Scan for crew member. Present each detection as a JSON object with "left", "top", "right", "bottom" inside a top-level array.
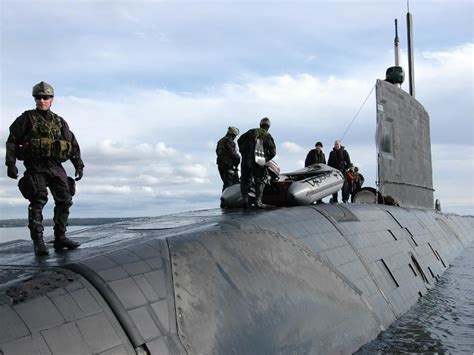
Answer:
[
  {"left": 5, "top": 81, "right": 84, "bottom": 256},
  {"left": 216, "top": 126, "right": 241, "bottom": 192},
  {"left": 305, "top": 141, "right": 326, "bottom": 167},
  {"left": 238, "top": 117, "right": 276, "bottom": 208},
  {"left": 349, "top": 165, "right": 365, "bottom": 202},
  {"left": 328, "top": 139, "right": 351, "bottom": 203}
]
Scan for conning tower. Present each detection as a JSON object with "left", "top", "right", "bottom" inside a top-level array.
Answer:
[{"left": 377, "top": 11, "right": 434, "bottom": 209}]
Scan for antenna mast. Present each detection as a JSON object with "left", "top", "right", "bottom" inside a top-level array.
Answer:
[
  {"left": 406, "top": 1, "right": 415, "bottom": 97},
  {"left": 394, "top": 19, "right": 400, "bottom": 66}
]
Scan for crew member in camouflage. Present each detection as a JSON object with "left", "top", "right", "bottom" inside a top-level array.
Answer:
[
  {"left": 216, "top": 126, "right": 241, "bottom": 193},
  {"left": 5, "top": 81, "right": 84, "bottom": 256},
  {"left": 237, "top": 117, "right": 276, "bottom": 209}
]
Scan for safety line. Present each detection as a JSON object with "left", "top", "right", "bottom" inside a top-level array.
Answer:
[{"left": 340, "top": 84, "right": 376, "bottom": 140}]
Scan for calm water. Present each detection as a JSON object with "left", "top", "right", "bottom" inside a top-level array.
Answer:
[{"left": 359, "top": 242, "right": 474, "bottom": 353}]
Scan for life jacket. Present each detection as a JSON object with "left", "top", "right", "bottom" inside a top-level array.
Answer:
[{"left": 22, "top": 111, "right": 72, "bottom": 162}]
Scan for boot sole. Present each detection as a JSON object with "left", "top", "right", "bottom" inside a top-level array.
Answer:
[
  {"left": 34, "top": 251, "right": 49, "bottom": 256},
  {"left": 54, "top": 244, "right": 80, "bottom": 251},
  {"left": 54, "top": 246, "right": 80, "bottom": 251}
]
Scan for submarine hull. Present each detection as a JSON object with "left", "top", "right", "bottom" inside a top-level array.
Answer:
[{"left": 1, "top": 205, "right": 473, "bottom": 354}]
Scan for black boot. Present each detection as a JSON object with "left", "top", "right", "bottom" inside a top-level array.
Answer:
[
  {"left": 54, "top": 234, "right": 80, "bottom": 251},
  {"left": 33, "top": 234, "right": 49, "bottom": 256},
  {"left": 255, "top": 183, "right": 268, "bottom": 209},
  {"left": 255, "top": 200, "right": 268, "bottom": 209},
  {"left": 29, "top": 205, "right": 48, "bottom": 255},
  {"left": 242, "top": 195, "right": 249, "bottom": 209}
]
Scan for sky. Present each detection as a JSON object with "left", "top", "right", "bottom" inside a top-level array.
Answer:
[{"left": 0, "top": 0, "right": 473, "bottom": 219}]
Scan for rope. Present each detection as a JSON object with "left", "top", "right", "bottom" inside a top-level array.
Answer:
[{"left": 339, "top": 84, "right": 375, "bottom": 141}]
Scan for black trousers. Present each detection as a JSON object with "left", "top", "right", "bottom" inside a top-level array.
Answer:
[
  {"left": 20, "top": 168, "right": 73, "bottom": 238},
  {"left": 240, "top": 157, "right": 266, "bottom": 197},
  {"left": 218, "top": 165, "right": 239, "bottom": 191},
  {"left": 332, "top": 177, "right": 349, "bottom": 203}
]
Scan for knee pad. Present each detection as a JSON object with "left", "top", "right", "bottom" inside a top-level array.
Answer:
[{"left": 18, "top": 175, "right": 38, "bottom": 200}]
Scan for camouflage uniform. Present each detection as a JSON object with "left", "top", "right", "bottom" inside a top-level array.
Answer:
[
  {"left": 216, "top": 127, "right": 241, "bottom": 191},
  {"left": 5, "top": 82, "right": 84, "bottom": 255},
  {"left": 238, "top": 118, "right": 276, "bottom": 208},
  {"left": 350, "top": 168, "right": 365, "bottom": 202}
]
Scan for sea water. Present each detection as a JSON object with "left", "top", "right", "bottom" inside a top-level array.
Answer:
[{"left": 358, "top": 242, "right": 474, "bottom": 353}]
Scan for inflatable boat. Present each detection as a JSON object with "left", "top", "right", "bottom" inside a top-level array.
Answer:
[{"left": 221, "top": 163, "right": 344, "bottom": 207}]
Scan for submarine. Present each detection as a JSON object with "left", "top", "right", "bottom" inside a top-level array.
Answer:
[{"left": 1, "top": 13, "right": 473, "bottom": 355}]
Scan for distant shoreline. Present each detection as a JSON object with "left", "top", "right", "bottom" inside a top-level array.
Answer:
[{"left": 0, "top": 217, "right": 136, "bottom": 228}]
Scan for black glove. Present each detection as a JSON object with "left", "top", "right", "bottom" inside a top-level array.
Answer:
[
  {"left": 75, "top": 168, "right": 83, "bottom": 181},
  {"left": 7, "top": 164, "right": 18, "bottom": 179}
]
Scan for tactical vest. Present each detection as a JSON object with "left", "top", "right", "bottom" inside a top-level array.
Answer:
[
  {"left": 216, "top": 136, "right": 235, "bottom": 166},
  {"left": 27, "top": 112, "right": 72, "bottom": 162},
  {"left": 216, "top": 138, "right": 227, "bottom": 158}
]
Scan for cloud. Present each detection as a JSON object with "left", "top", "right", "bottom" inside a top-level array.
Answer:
[
  {"left": 281, "top": 141, "right": 305, "bottom": 154},
  {"left": 0, "top": 196, "right": 26, "bottom": 207},
  {"left": 89, "top": 140, "right": 178, "bottom": 162},
  {"left": 416, "top": 44, "right": 474, "bottom": 100},
  {"left": 1, "top": 0, "right": 473, "bottom": 220},
  {"left": 50, "top": 72, "right": 377, "bottom": 153},
  {"left": 80, "top": 185, "right": 132, "bottom": 195},
  {"left": 174, "top": 164, "right": 208, "bottom": 179},
  {"left": 138, "top": 175, "right": 162, "bottom": 186},
  {"left": 44, "top": 41, "right": 471, "bottom": 160}
]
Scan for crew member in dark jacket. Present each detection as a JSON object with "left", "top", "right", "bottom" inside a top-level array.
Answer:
[
  {"left": 304, "top": 141, "right": 326, "bottom": 167},
  {"left": 237, "top": 117, "right": 276, "bottom": 208},
  {"left": 327, "top": 139, "right": 351, "bottom": 203},
  {"left": 216, "top": 126, "right": 240, "bottom": 191},
  {"left": 5, "top": 81, "right": 84, "bottom": 256}
]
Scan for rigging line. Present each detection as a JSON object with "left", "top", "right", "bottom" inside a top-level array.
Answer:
[{"left": 340, "top": 84, "right": 375, "bottom": 141}]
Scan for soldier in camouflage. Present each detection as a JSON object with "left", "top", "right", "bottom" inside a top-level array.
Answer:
[
  {"left": 238, "top": 117, "right": 276, "bottom": 209},
  {"left": 216, "top": 126, "right": 241, "bottom": 192},
  {"left": 5, "top": 82, "right": 84, "bottom": 256}
]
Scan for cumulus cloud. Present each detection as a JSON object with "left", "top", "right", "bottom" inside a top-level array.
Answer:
[
  {"left": 1, "top": 1, "right": 473, "bottom": 218},
  {"left": 88, "top": 140, "right": 178, "bottom": 162},
  {"left": 418, "top": 44, "right": 473, "bottom": 84},
  {"left": 80, "top": 185, "right": 132, "bottom": 195},
  {"left": 174, "top": 164, "right": 208, "bottom": 179},
  {"left": 281, "top": 141, "right": 305, "bottom": 154},
  {"left": 0, "top": 196, "right": 26, "bottom": 207},
  {"left": 49, "top": 72, "right": 377, "bottom": 155}
]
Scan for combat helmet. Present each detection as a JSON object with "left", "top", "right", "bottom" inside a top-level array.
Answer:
[
  {"left": 227, "top": 126, "right": 240, "bottom": 136},
  {"left": 260, "top": 117, "right": 271, "bottom": 128},
  {"left": 32, "top": 81, "right": 54, "bottom": 97}
]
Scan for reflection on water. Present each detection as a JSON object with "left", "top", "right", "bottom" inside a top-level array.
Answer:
[{"left": 358, "top": 243, "right": 474, "bottom": 353}]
